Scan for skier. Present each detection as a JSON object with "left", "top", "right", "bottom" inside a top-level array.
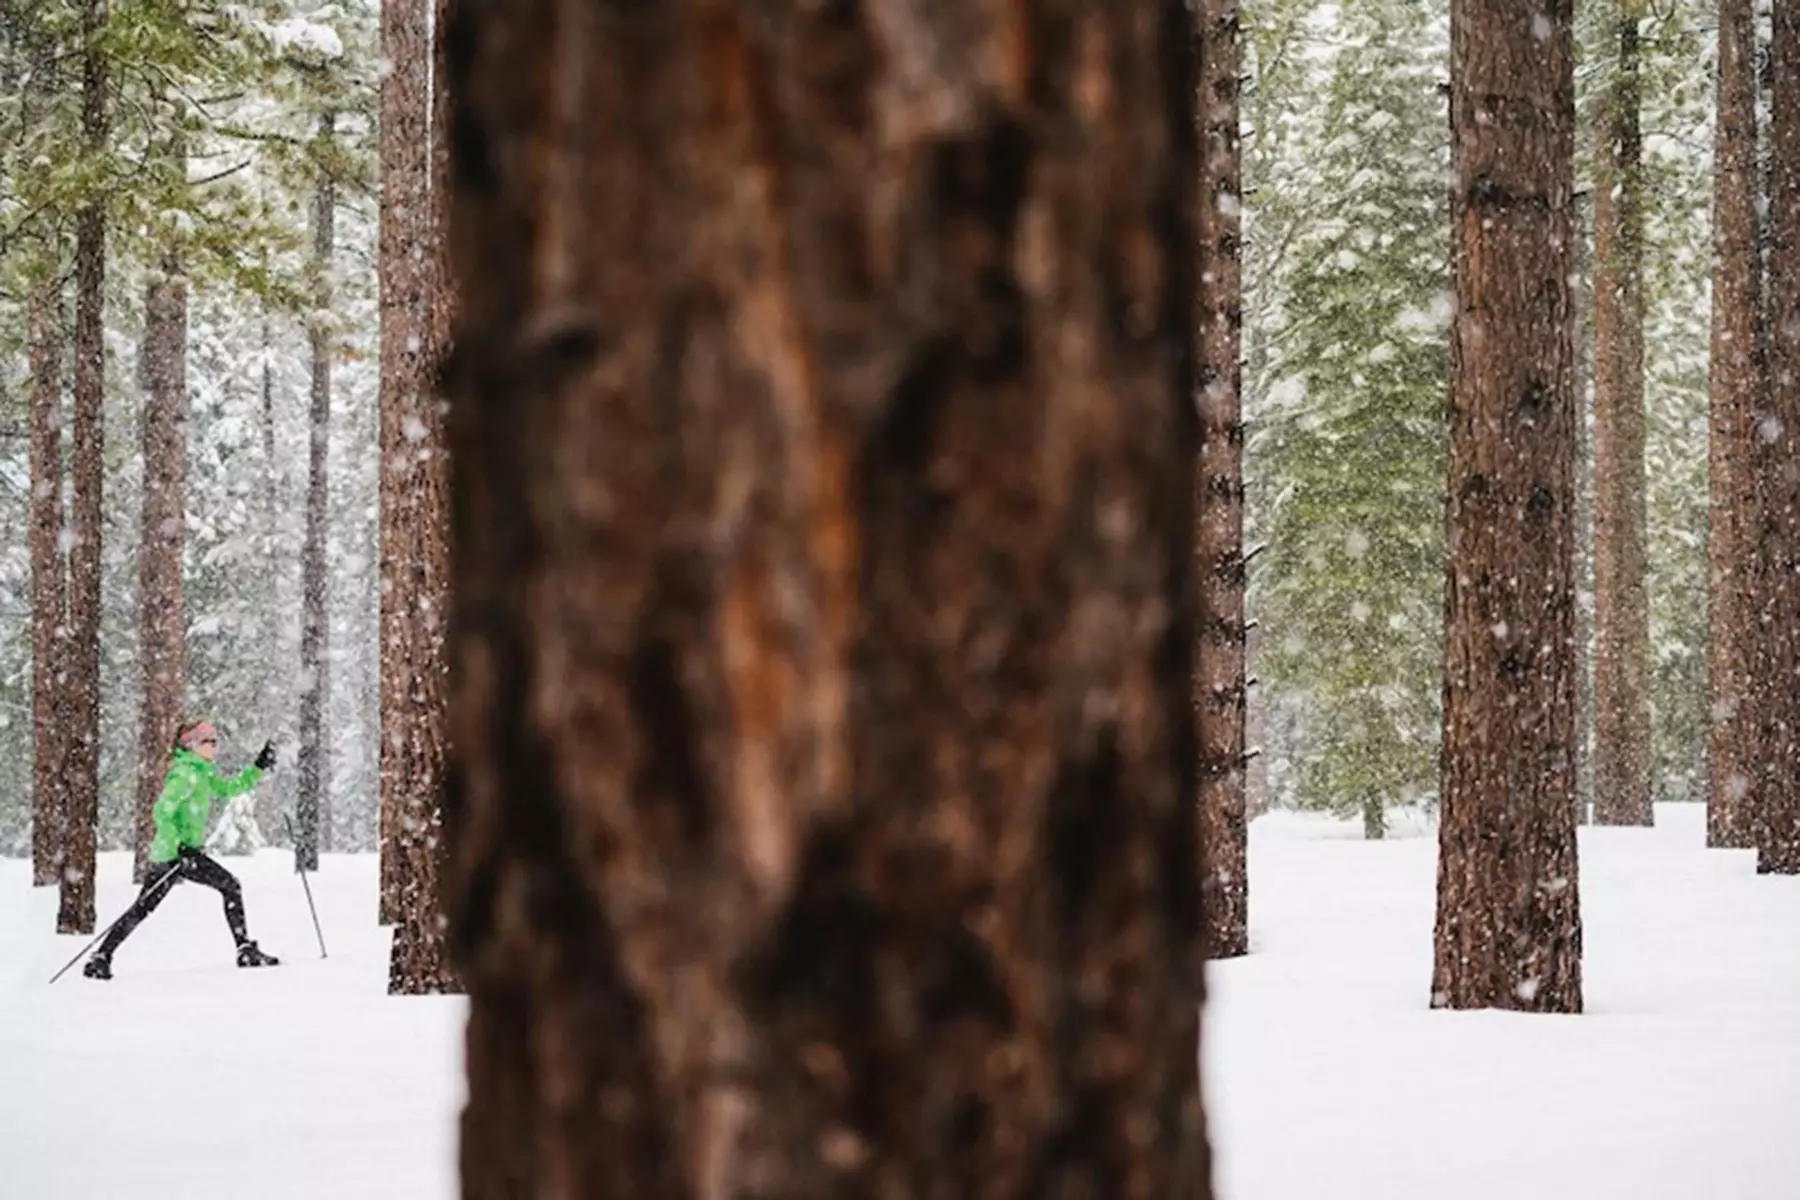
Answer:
[{"left": 83, "top": 720, "right": 281, "bottom": 980}]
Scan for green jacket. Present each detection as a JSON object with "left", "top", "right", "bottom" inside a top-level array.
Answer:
[{"left": 149, "top": 749, "right": 265, "bottom": 863}]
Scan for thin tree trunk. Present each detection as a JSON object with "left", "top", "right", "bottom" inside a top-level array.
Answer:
[
  {"left": 1708, "top": 0, "right": 1763, "bottom": 850},
  {"left": 59, "top": 0, "right": 108, "bottom": 937},
  {"left": 378, "top": 0, "right": 433, "bottom": 928},
  {"left": 296, "top": 113, "right": 337, "bottom": 873},
  {"left": 1591, "top": 2, "right": 1651, "bottom": 827},
  {"left": 1194, "top": 0, "right": 1249, "bottom": 960},
  {"left": 28, "top": 273, "right": 67, "bottom": 889},
  {"left": 1572, "top": 189, "right": 1593, "bottom": 828},
  {"left": 1758, "top": 0, "right": 1800, "bottom": 874},
  {"left": 443, "top": 3, "right": 1211, "bottom": 1195},
  {"left": 135, "top": 238, "right": 188, "bottom": 881},
  {"left": 258, "top": 311, "right": 283, "bottom": 842},
  {"left": 1432, "top": 0, "right": 1583, "bottom": 1013},
  {"left": 389, "top": 0, "right": 458, "bottom": 995}
]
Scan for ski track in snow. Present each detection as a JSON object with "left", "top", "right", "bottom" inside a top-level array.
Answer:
[{"left": 3, "top": 803, "right": 1799, "bottom": 1198}]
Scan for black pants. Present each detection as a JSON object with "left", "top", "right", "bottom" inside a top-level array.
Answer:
[{"left": 95, "top": 849, "right": 250, "bottom": 960}]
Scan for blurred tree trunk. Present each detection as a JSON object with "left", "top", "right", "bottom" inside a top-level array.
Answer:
[
  {"left": 28, "top": 272, "right": 67, "bottom": 889},
  {"left": 60, "top": 0, "right": 108, "bottom": 937},
  {"left": 135, "top": 122, "right": 189, "bottom": 879},
  {"left": 1432, "top": 0, "right": 1583, "bottom": 1012},
  {"left": 1707, "top": 0, "right": 1762, "bottom": 850},
  {"left": 1194, "top": 0, "right": 1249, "bottom": 960},
  {"left": 389, "top": 0, "right": 457, "bottom": 995},
  {"left": 443, "top": 2, "right": 1212, "bottom": 1195},
  {"left": 1591, "top": 0, "right": 1651, "bottom": 827},
  {"left": 1758, "top": 0, "right": 1800, "bottom": 874},
  {"left": 378, "top": 0, "right": 433, "bottom": 927},
  {"left": 296, "top": 112, "right": 337, "bottom": 872}
]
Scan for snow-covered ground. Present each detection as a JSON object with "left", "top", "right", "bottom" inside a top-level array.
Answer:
[
  {"left": 0, "top": 852, "right": 465, "bottom": 1199},
  {"left": 4, "top": 803, "right": 1799, "bottom": 1198}
]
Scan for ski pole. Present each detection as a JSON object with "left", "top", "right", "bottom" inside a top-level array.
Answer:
[
  {"left": 283, "top": 814, "right": 328, "bottom": 959},
  {"left": 47, "top": 864, "right": 183, "bottom": 984}
]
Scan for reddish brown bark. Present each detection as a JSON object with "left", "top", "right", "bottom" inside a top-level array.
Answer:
[
  {"left": 1707, "top": 0, "right": 1762, "bottom": 850},
  {"left": 389, "top": 0, "right": 458, "bottom": 995},
  {"left": 1194, "top": 0, "right": 1248, "bottom": 960},
  {"left": 28, "top": 274, "right": 67, "bottom": 889},
  {"left": 1758, "top": 0, "right": 1800, "bottom": 874},
  {"left": 378, "top": 0, "right": 434, "bottom": 927},
  {"left": 296, "top": 112, "right": 336, "bottom": 871},
  {"left": 59, "top": 0, "right": 108, "bottom": 937},
  {"left": 136, "top": 248, "right": 188, "bottom": 881},
  {"left": 1432, "top": 0, "right": 1583, "bottom": 1012},
  {"left": 443, "top": 1, "right": 1210, "bottom": 1194},
  {"left": 1591, "top": 3, "right": 1650, "bottom": 828}
]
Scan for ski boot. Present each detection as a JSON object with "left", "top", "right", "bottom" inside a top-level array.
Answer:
[
  {"left": 237, "top": 942, "right": 280, "bottom": 968},
  {"left": 82, "top": 955, "right": 112, "bottom": 981}
]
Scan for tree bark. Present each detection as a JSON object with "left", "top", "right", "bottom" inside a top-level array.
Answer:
[
  {"left": 1432, "top": 0, "right": 1583, "bottom": 1012},
  {"left": 1758, "top": 0, "right": 1800, "bottom": 874},
  {"left": 388, "top": 0, "right": 458, "bottom": 995},
  {"left": 28, "top": 273, "right": 67, "bottom": 889},
  {"left": 1708, "top": 0, "right": 1762, "bottom": 850},
  {"left": 378, "top": 0, "right": 434, "bottom": 927},
  {"left": 1572, "top": 189, "right": 1593, "bottom": 828},
  {"left": 1194, "top": 0, "right": 1249, "bottom": 960},
  {"left": 258, "top": 311, "right": 284, "bottom": 842},
  {"left": 296, "top": 112, "right": 337, "bottom": 873},
  {"left": 1591, "top": 2, "right": 1651, "bottom": 827},
  {"left": 136, "top": 242, "right": 188, "bottom": 881},
  {"left": 59, "top": 0, "right": 108, "bottom": 937},
  {"left": 443, "top": 3, "right": 1211, "bottom": 1195}
]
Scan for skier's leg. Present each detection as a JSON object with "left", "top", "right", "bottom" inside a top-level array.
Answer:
[
  {"left": 178, "top": 851, "right": 251, "bottom": 946},
  {"left": 91, "top": 859, "right": 184, "bottom": 962}
]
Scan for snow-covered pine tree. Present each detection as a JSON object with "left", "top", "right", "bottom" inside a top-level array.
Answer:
[
  {"left": 0, "top": 1, "right": 384, "bottom": 867},
  {"left": 1251, "top": 0, "right": 1449, "bottom": 839}
]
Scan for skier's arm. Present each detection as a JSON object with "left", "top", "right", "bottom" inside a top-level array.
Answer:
[{"left": 211, "top": 764, "right": 266, "bottom": 801}]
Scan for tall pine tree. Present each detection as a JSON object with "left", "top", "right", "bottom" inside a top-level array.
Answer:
[{"left": 1432, "top": 0, "right": 1583, "bottom": 1013}]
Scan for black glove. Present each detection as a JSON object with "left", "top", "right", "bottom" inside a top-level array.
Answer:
[{"left": 255, "top": 740, "right": 276, "bottom": 771}]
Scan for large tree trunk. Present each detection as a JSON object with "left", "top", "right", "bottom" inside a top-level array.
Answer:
[
  {"left": 1708, "top": 0, "right": 1763, "bottom": 850},
  {"left": 1759, "top": 0, "right": 1800, "bottom": 874},
  {"left": 1432, "top": 0, "right": 1583, "bottom": 1013},
  {"left": 378, "top": 0, "right": 434, "bottom": 928},
  {"left": 28, "top": 273, "right": 67, "bottom": 889},
  {"left": 1591, "top": 1, "right": 1651, "bottom": 827},
  {"left": 295, "top": 113, "right": 336, "bottom": 873},
  {"left": 388, "top": 0, "right": 458, "bottom": 995},
  {"left": 1194, "top": 0, "right": 1249, "bottom": 960},
  {"left": 442, "top": 3, "right": 1211, "bottom": 1195},
  {"left": 135, "top": 243, "right": 188, "bottom": 881},
  {"left": 59, "top": 0, "right": 108, "bottom": 937}
]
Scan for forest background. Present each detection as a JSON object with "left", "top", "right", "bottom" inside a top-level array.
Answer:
[{"left": 0, "top": 0, "right": 1722, "bottom": 855}]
